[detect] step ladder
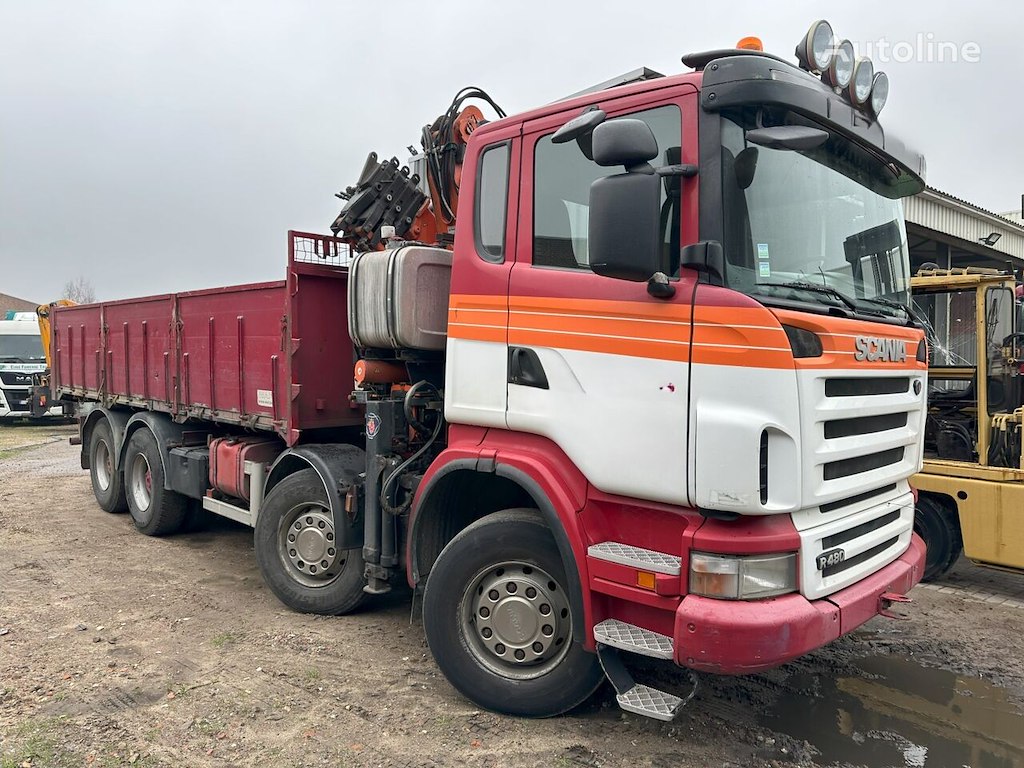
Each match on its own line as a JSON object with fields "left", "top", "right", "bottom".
{"left": 590, "top": 542, "right": 697, "bottom": 722}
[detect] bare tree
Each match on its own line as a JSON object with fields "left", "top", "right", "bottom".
{"left": 62, "top": 276, "right": 95, "bottom": 304}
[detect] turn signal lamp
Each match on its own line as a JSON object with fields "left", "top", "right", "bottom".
{"left": 736, "top": 36, "right": 764, "bottom": 51}
{"left": 636, "top": 571, "right": 657, "bottom": 591}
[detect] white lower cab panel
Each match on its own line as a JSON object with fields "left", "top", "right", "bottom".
{"left": 444, "top": 337, "right": 509, "bottom": 429}
{"left": 506, "top": 346, "right": 688, "bottom": 506}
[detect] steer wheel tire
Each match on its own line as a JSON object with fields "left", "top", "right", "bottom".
{"left": 124, "top": 428, "right": 188, "bottom": 536}
{"left": 254, "top": 469, "right": 367, "bottom": 616}
{"left": 422, "top": 508, "right": 604, "bottom": 718}
{"left": 914, "top": 494, "right": 963, "bottom": 582}
{"left": 89, "top": 419, "right": 127, "bottom": 513}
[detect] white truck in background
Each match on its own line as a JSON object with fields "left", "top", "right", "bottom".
{"left": 0, "top": 313, "right": 62, "bottom": 419}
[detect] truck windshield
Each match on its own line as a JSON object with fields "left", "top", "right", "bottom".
{"left": 720, "top": 108, "right": 911, "bottom": 321}
{"left": 0, "top": 334, "right": 45, "bottom": 362}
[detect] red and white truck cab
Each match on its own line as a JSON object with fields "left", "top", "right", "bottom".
{"left": 53, "top": 22, "right": 927, "bottom": 722}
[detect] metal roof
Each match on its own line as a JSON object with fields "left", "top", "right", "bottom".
{"left": 903, "top": 186, "right": 1024, "bottom": 261}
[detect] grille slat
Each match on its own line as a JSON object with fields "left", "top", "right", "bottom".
{"left": 824, "top": 412, "right": 909, "bottom": 439}
{"left": 819, "top": 483, "right": 897, "bottom": 514}
{"left": 825, "top": 378, "right": 909, "bottom": 397}
{"left": 821, "top": 536, "right": 899, "bottom": 578}
{"left": 822, "top": 510, "right": 901, "bottom": 549}
{"left": 823, "top": 448, "right": 905, "bottom": 480}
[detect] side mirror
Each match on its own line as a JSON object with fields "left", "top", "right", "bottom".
{"left": 588, "top": 119, "right": 662, "bottom": 283}
{"left": 746, "top": 125, "right": 829, "bottom": 151}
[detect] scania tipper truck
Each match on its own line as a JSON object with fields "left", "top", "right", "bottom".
{"left": 48, "top": 22, "right": 929, "bottom": 721}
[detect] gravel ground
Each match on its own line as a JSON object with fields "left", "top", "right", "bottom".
{"left": 2, "top": 423, "right": 1023, "bottom": 768}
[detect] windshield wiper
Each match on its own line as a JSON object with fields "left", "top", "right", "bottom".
{"left": 855, "top": 296, "right": 920, "bottom": 326}
{"left": 753, "top": 281, "right": 860, "bottom": 312}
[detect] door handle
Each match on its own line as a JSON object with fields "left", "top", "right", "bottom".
{"left": 508, "top": 347, "right": 549, "bottom": 389}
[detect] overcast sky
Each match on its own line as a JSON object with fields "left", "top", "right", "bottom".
{"left": 2, "top": 1, "right": 1021, "bottom": 303}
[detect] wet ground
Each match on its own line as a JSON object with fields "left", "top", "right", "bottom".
{"left": 2, "top": 423, "right": 1024, "bottom": 767}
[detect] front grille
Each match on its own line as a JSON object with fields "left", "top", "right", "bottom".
{"left": 821, "top": 536, "right": 899, "bottom": 578}
{"left": 0, "top": 372, "right": 34, "bottom": 386}
{"left": 825, "top": 377, "right": 909, "bottom": 397}
{"left": 823, "top": 447, "right": 905, "bottom": 480}
{"left": 824, "top": 412, "right": 908, "bottom": 439}
{"left": 2, "top": 388, "right": 31, "bottom": 411}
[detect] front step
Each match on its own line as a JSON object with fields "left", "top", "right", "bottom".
{"left": 588, "top": 541, "right": 682, "bottom": 574}
{"left": 594, "top": 618, "right": 674, "bottom": 660}
{"left": 617, "top": 684, "right": 686, "bottom": 722}
{"left": 596, "top": 643, "right": 696, "bottom": 723}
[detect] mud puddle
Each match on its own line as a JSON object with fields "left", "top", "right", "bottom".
{"left": 759, "top": 655, "right": 1024, "bottom": 767}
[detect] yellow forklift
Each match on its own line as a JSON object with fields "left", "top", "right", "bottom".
{"left": 911, "top": 267, "right": 1024, "bottom": 579}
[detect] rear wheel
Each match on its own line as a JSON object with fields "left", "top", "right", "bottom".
{"left": 89, "top": 419, "right": 127, "bottom": 513}
{"left": 914, "top": 494, "right": 963, "bottom": 581}
{"left": 124, "top": 428, "right": 188, "bottom": 536}
{"left": 253, "top": 469, "right": 367, "bottom": 615}
{"left": 422, "top": 509, "right": 604, "bottom": 718}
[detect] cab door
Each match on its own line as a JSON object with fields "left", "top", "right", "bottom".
{"left": 506, "top": 87, "right": 699, "bottom": 507}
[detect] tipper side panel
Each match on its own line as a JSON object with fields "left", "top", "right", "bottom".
{"left": 177, "top": 281, "right": 286, "bottom": 430}
{"left": 50, "top": 231, "right": 362, "bottom": 445}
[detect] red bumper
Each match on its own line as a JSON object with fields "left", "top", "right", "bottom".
{"left": 674, "top": 534, "right": 925, "bottom": 674}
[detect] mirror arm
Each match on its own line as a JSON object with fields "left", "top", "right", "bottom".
{"left": 647, "top": 272, "right": 676, "bottom": 299}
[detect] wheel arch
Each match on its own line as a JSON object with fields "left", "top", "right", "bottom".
{"left": 80, "top": 406, "right": 131, "bottom": 470}
{"left": 409, "top": 457, "right": 591, "bottom": 644}
{"left": 119, "top": 412, "right": 191, "bottom": 490}
{"left": 265, "top": 443, "right": 366, "bottom": 550}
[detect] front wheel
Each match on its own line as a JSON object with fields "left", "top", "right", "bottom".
{"left": 253, "top": 469, "right": 367, "bottom": 615}
{"left": 422, "top": 509, "right": 604, "bottom": 718}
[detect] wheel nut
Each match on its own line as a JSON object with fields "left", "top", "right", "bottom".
{"left": 514, "top": 649, "right": 525, "bottom": 661}
{"left": 488, "top": 589, "right": 499, "bottom": 601}
{"left": 327, "top": 548, "right": 335, "bottom": 557}
{"left": 525, "top": 587, "right": 536, "bottom": 599}
{"left": 542, "top": 624, "right": 553, "bottom": 636}
{"left": 318, "top": 520, "right": 325, "bottom": 529}
{"left": 494, "top": 643, "right": 505, "bottom": 654}
{"left": 532, "top": 642, "right": 543, "bottom": 653}
{"left": 479, "top": 606, "right": 490, "bottom": 618}
{"left": 481, "top": 627, "right": 492, "bottom": 639}
{"left": 506, "top": 583, "right": 518, "bottom": 594}
{"left": 539, "top": 604, "right": 551, "bottom": 615}
{"left": 321, "top": 560, "right": 329, "bottom": 569}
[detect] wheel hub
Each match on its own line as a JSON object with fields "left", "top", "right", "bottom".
{"left": 464, "top": 563, "right": 571, "bottom": 677}
{"left": 283, "top": 509, "right": 341, "bottom": 582}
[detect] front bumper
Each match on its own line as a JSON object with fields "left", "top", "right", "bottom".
{"left": 673, "top": 533, "right": 925, "bottom": 674}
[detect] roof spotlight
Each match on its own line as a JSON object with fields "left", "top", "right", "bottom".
{"left": 869, "top": 71, "right": 889, "bottom": 116}
{"left": 849, "top": 57, "right": 874, "bottom": 105}
{"left": 822, "top": 39, "right": 855, "bottom": 88}
{"left": 796, "top": 20, "right": 834, "bottom": 73}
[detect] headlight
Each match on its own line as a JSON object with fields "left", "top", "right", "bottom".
{"left": 689, "top": 552, "right": 797, "bottom": 600}
{"left": 796, "top": 20, "right": 834, "bottom": 73}
{"left": 870, "top": 71, "right": 889, "bottom": 116}
{"left": 849, "top": 57, "right": 874, "bottom": 105}
{"left": 823, "top": 39, "right": 855, "bottom": 88}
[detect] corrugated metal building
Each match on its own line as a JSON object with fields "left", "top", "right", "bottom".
{"left": 904, "top": 187, "right": 1024, "bottom": 271}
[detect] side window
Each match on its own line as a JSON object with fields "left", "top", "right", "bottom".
{"left": 475, "top": 142, "right": 510, "bottom": 262}
{"left": 533, "top": 105, "right": 682, "bottom": 272}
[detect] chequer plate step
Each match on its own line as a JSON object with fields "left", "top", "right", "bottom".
{"left": 616, "top": 684, "right": 684, "bottom": 722}
{"left": 594, "top": 618, "right": 674, "bottom": 660}
{"left": 588, "top": 541, "right": 682, "bottom": 575}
